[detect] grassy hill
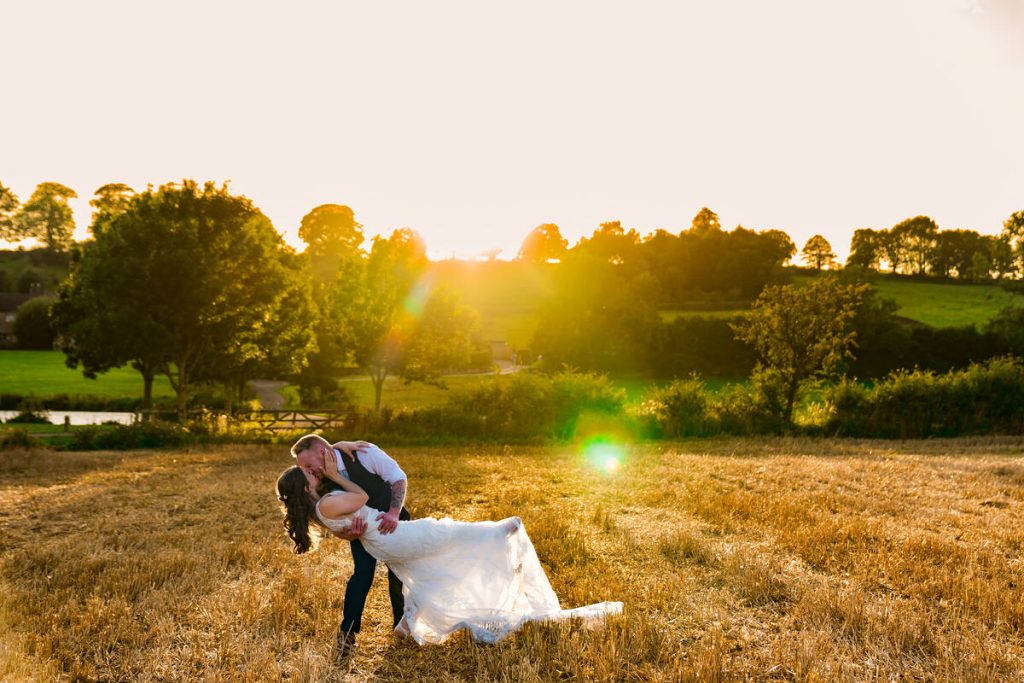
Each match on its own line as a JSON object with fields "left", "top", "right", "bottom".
{"left": 657, "top": 274, "right": 1023, "bottom": 329}
{"left": 0, "top": 350, "right": 173, "bottom": 399}
{"left": 870, "top": 277, "right": 1021, "bottom": 328}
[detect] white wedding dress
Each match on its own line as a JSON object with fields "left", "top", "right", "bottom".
{"left": 316, "top": 493, "right": 623, "bottom": 645}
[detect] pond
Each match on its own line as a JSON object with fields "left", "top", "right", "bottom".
{"left": 0, "top": 411, "right": 136, "bottom": 426}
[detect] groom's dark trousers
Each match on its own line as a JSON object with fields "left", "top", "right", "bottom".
{"left": 341, "top": 507, "right": 412, "bottom": 634}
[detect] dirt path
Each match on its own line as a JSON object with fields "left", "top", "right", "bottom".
{"left": 247, "top": 380, "right": 288, "bottom": 410}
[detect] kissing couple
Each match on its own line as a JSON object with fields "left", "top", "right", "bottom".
{"left": 276, "top": 434, "right": 622, "bottom": 653}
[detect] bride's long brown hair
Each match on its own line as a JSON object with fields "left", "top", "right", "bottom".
{"left": 276, "top": 466, "right": 341, "bottom": 554}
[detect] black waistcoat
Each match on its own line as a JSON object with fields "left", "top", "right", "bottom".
{"left": 344, "top": 451, "right": 393, "bottom": 512}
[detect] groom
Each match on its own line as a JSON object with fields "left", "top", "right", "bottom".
{"left": 291, "top": 434, "right": 411, "bottom": 655}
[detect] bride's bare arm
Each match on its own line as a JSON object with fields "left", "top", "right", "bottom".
{"left": 318, "top": 450, "right": 369, "bottom": 520}
{"left": 318, "top": 490, "right": 368, "bottom": 519}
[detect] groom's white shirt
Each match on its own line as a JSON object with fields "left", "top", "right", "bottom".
{"left": 332, "top": 443, "right": 406, "bottom": 484}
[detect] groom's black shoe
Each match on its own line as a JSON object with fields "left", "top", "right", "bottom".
{"left": 336, "top": 625, "right": 356, "bottom": 659}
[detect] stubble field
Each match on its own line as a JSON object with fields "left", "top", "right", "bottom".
{"left": 1, "top": 438, "right": 1023, "bottom": 682}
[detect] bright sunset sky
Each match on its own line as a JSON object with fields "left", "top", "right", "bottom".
{"left": 2, "top": 0, "right": 1022, "bottom": 260}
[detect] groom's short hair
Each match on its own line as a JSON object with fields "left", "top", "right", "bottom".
{"left": 290, "top": 433, "right": 330, "bottom": 458}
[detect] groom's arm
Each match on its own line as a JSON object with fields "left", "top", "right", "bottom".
{"left": 377, "top": 479, "right": 407, "bottom": 534}
{"left": 360, "top": 444, "right": 408, "bottom": 535}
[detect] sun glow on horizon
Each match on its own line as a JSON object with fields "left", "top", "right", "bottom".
{"left": 2, "top": 0, "right": 1021, "bottom": 262}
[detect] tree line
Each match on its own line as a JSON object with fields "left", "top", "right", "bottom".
{"left": 3, "top": 177, "right": 1023, "bottom": 419}
{"left": 40, "top": 181, "right": 486, "bottom": 417}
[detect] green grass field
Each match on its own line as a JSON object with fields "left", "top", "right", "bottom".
{"left": 871, "top": 278, "right": 1021, "bottom": 328}
{"left": 0, "top": 351, "right": 174, "bottom": 398}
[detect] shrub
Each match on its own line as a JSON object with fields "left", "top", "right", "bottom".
{"left": 825, "top": 358, "right": 1024, "bottom": 438}
{"left": 13, "top": 296, "right": 57, "bottom": 350}
{"left": 379, "top": 371, "right": 628, "bottom": 442}
{"left": 640, "top": 378, "right": 710, "bottom": 438}
{"left": 710, "top": 383, "right": 781, "bottom": 436}
{"left": 5, "top": 409, "right": 51, "bottom": 424}
{"left": 0, "top": 429, "right": 35, "bottom": 450}
{"left": 821, "top": 379, "right": 871, "bottom": 436}
{"left": 67, "top": 421, "right": 194, "bottom": 450}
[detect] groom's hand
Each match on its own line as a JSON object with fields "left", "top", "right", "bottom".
{"left": 333, "top": 440, "right": 372, "bottom": 462}
{"left": 376, "top": 510, "right": 400, "bottom": 535}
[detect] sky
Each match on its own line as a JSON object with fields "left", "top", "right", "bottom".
{"left": 1, "top": 0, "right": 1022, "bottom": 261}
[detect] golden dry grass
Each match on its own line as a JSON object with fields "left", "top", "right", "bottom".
{"left": 2, "top": 438, "right": 1024, "bottom": 681}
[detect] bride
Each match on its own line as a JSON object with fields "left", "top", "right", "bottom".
{"left": 276, "top": 455, "right": 622, "bottom": 645}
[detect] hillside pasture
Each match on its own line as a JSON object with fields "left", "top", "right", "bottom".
{"left": 0, "top": 351, "right": 173, "bottom": 399}
{"left": 871, "top": 278, "right": 1021, "bottom": 328}
{"left": 2, "top": 439, "right": 1023, "bottom": 681}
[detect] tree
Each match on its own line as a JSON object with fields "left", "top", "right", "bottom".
{"left": 52, "top": 180, "right": 314, "bottom": 417}
{"left": 571, "top": 221, "right": 641, "bottom": 266}
{"left": 847, "top": 229, "right": 882, "bottom": 271}
{"left": 931, "top": 229, "right": 986, "bottom": 279}
{"left": 517, "top": 223, "right": 567, "bottom": 262}
{"left": 532, "top": 252, "right": 661, "bottom": 373}
{"left": 347, "top": 228, "right": 479, "bottom": 414}
{"left": 0, "top": 183, "right": 20, "bottom": 241}
{"left": 13, "top": 296, "right": 57, "bottom": 349}
{"left": 761, "top": 229, "right": 796, "bottom": 265}
{"left": 17, "top": 182, "right": 77, "bottom": 252}
{"left": 401, "top": 286, "right": 482, "bottom": 383}
{"left": 878, "top": 229, "right": 903, "bottom": 273}
{"left": 801, "top": 234, "right": 836, "bottom": 271}
{"left": 1001, "top": 210, "right": 1024, "bottom": 273}
{"left": 891, "top": 216, "right": 938, "bottom": 275}
{"left": 690, "top": 207, "right": 721, "bottom": 233}
{"left": 89, "top": 183, "right": 135, "bottom": 231}
{"left": 732, "top": 278, "right": 868, "bottom": 427}
{"left": 198, "top": 250, "right": 319, "bottom": 408}
{"left": 292, "top": 204, "right": 368, "bottom": 404}
{"left": 987, "top": 235, "right": 1016, "bottom": 279}
{"left": 298, "top": 204, "right": 364, "bottom": 280}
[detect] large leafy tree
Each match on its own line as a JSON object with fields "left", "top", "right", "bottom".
{"left": 89, "top": 183, "right": 135, "bottom": 231}
{"left": 891, "top": 215, "right": 939, "bottom": 275}
{"left": 930, "top": 229, "right": 987, "bottom": 279}
{"left": 847, "top": 228, "right": 882, "bottom": 271}
{"left": 351, "top": 229, "right": 426, "bottom": 413}
{"left": 761, "top": 229, "right": 796, "bottom": 265}
{"left": 53, "top": 180, "right": 314, "bottom": 416}
{"left": 690, "top": 207, "right": 721, "bottom": 232}
{"left": 17, "top": 182, "right": 77, "bottom": 252}
{"left": 1001, "top": 210, "right": 1024, "bottom": 274}
{"left": 517, "top": 223, "right": 568, "bottom": 262}
{"left": 732, "top": 278, "right": 868, "bottom": 428}
{"left": 346, "top": 228, "right": 480, "bottom": 414}
{"left": 293, "top": 203, "right": 367, "bottom": 404}
{"left": 801, "top": 234, "right": 836, "bottom": 271}
{"left": 0, "top": 183, "right": 20, "bottom": 241}
{"left": 198, "top": 249, "right": 319, "bottom": 408}
{"left": 298, "top": 203, "right": 364, "bottom": 280}
{"left": 532, "top": 248, "right": 661, "bottom": 374}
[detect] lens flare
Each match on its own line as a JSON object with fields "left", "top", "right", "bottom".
{"left": 403, "top": 279, "right": 432, "bottom": 317}
{"left": 581, "top": 437, "right": 625, "bottom": 475}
